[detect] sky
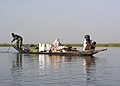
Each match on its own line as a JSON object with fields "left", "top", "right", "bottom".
{"left": 0, "top": 0, "right": 120, "bottom": 44}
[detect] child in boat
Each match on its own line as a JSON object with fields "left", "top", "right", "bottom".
{"left": 90, "top": 41, "right": 96, "bottom": 50}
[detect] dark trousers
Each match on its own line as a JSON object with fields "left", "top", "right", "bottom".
{"left": 16, "top": 39, "right": 23, "bottom": 48}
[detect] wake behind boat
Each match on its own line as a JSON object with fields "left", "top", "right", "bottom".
{"left": 13, "top": 45, "right": 107, "bottom": 56}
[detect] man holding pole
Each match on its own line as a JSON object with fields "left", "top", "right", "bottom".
{"left": 11, "top": 33, "right": 23, "bottom": 49}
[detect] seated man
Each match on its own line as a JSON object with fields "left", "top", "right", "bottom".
{"left": 52, "top": 38, "right": 62, "bottom": 48}
{"left": 83, "top": 35, "right": 96, "bottom": 50}
{"left": 52, "top": 38, "right": 67, "bottom": 51}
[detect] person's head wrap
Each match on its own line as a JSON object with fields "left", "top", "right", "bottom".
{"left": 84, "top": 35, "right": 90, "bottom": 39}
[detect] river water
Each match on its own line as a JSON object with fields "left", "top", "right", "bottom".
{"left": 0, "top": 47, "right": 120, "bottom": 86}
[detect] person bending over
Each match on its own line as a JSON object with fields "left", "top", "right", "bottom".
{"left": 11, "top": 33, "right": 23, "bottom": 48}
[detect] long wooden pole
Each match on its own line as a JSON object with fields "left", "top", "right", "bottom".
{"left": 7, "top": 42, "right": 12, "bottom": 52}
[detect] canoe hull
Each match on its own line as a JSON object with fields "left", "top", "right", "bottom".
{"left": 13, "top": 46, "right": 107, "bottom": 56}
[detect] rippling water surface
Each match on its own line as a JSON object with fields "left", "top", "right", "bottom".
{"left": 0, "top": 47, "right": 120, "bottom": 86}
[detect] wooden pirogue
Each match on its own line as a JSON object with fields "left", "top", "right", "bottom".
{"left": 13, "top": 46, "right": 107, "bottom": 56}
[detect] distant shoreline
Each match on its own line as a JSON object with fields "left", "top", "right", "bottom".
{"left": 64, "top": 43, "right": 120, "bottom": 47}
{"left": 0, "top": 43, "right": 120, "bottom": 47}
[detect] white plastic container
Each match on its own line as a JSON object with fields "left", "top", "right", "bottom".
{"left": 39, "top": 43, "right": 46, "bottom": 52}
{"left": 39, "top": 43, "right": 51, "bottom": 52}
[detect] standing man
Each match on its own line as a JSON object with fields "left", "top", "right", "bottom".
{"left": 11, "top": 33, "right": 23, "bottom": 48}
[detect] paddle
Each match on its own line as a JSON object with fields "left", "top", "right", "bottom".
{"left": 7, "top": 42, "right": 12, "bottom": 52}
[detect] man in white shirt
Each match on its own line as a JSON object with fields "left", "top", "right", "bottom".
{"left": 83, "top": 35, "right": 94, "bottom": 50}
{"left": 52, "top": 38, "right": 61, "bottom": 48}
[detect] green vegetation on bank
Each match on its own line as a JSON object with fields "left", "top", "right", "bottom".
{"left": 0, "top": 43, "right": 12, "bottom": 47}
{"left": 64, "top": 43, "right": 120, "bottom": 47}
{"left": 0, "top": 43, "right": 120, "bottom": 47}
{"left": 0, "top": 43, "right": 35, "bottom": 47}
{"left": 96, "top": 43, "right": 120, "bottom": 47}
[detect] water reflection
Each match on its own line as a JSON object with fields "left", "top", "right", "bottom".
{"left": 38, "top": 55, "right": 97, "bottom": 85}
{"left": 38, "top": 55, "right": 74, "bottom": 66}
{"left": 10, "top": 53, "right": 97, "bottom": 85}
{"left": 11, "top": 53, "right": 23, "bottom": 73}
{"left": 11, "top": 53, "right": 23, "bottom": 86}
{"left": 38, "top": 55, "right": 76, "bottom": 75}
{"left": 82, "top": 56, "right": 96, "bottom": 83}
